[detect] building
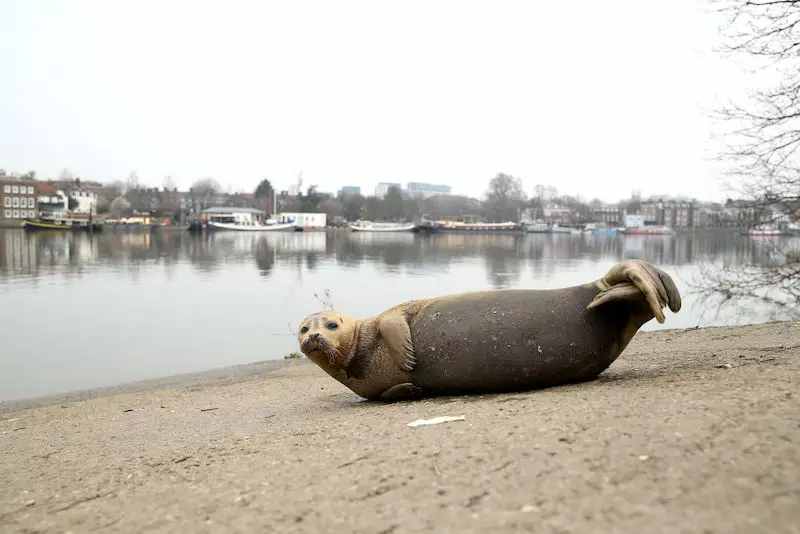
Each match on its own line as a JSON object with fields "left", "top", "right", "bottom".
{"left": 640, "top": 198, "right": 696, "bottom": 228}
{"left": 62, "top": 184, "right": 99, "bottom": 215}
{"left": 374, "top": 182, "right": 402, "bottom": 199}
{"left": 339, "top": 186, "right": 361, "bottom": 198}
{"left": 542, "top": 205, "right": 572, "bottom": 224}
{"left": 406, "top": 182, "right": 452, "bottom": 199}
{"left": 591, "top": 205, "right": 622, "bottom": 225}
{"left": 36, "top": 183, "right": 68, "bottom": 218}
{"left": 276, "top": 212, "right": 327, "bottom": 228}
{"left": 1, "top": 178, "right": 38, "bottom": 224}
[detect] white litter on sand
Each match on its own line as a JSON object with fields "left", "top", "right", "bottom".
{"left": 407, "top": 415, "right": 466, "bottom": 427}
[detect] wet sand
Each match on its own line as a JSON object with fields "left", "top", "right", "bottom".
{"left": 1, "top": 321, "right": 798, "bottom": 533}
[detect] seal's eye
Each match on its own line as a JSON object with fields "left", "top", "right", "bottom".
{"left": 326, "top": 322, "right": 338, "bottom": 330}
{"left": 299, "top": 326, "right": 309, "bottom": 334}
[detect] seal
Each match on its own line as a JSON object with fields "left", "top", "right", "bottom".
{"left": 296, "top": 259, "right": 681, "bottom": 401}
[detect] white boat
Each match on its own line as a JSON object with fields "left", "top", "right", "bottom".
{"left": 207, "top": 220, "right": 297, "bottom": 232}
{"left": 525, "top": 222, "right": 576, "bottom": 234}
{"left": 550, "top": 224, "right": 573, "bottom": 234}
{"left": 525, "top": 222, "right": 551, "bottom": 233}
{"left": 349, "top": 220, "right": 417, "bottom": 232}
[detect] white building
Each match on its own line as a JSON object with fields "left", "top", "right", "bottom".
{"left": 69, "top": 186, "right": 99, "bottom": 215}
{"left": 276, "top": 212, "right": 327, "bottom": 228}
{"left": 37, "top": 189, "right": 68, "bottom": 218}
{"left": 624, "top": 214, "right": 646, "bottom": 228}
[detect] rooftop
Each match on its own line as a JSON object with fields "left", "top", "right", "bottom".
{"left": 36, "top": 183, "right": 57, "bottom": 194}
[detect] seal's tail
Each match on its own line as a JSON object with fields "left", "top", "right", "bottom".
{"left": 587, "top": 261, "right": 682, "bottom": 324}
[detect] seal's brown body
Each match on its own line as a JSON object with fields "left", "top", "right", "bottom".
{"left": 407, "top": 285, "right": 636, "bottom": 396}
{"left": 297, "top": 260, "right": 681, "bottom": 401}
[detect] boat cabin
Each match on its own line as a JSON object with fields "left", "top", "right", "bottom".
{"left": 201, "top": 207, "right": 266, "bottom": 226}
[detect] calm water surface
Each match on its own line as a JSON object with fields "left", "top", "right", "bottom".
{"left": 1, "top": 228, "right": 796, "bottom": 402}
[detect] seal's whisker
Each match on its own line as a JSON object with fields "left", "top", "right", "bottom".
{"left": 325, "top": 346, "right": 343, "bottom": 366}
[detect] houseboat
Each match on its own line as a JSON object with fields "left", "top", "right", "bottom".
{"left": 622, "top": 225, "right": 674, "bottom": 235}
{"left": 417, "top": 220, "right": 522, "bottom": 233}
{"left": 191, "top": 207, "right": 298, "bottom": 232}
{"left": 23, "top": 213, "right": 104, "bottom": 232}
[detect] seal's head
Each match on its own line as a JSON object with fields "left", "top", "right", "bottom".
{"left": 297, "top": 311, "right": 359, "bottom": 367}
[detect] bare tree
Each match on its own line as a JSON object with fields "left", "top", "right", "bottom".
{"left": 109, "top": 196, "right": 132, "bottom": 218}
{"left": 191, "top": 177, "right": 222, "bottom": 210}
{"left": 485, "top": 172, "right": 527, "bottom": 222}
{"left": 126, "top": 171, "right": 141, "bottom": 194}
{"left": 163, "top": 175, "right": 176, "bottom": 192}
{"left": 694, "top": 0, "right": 800, "bottom": 313}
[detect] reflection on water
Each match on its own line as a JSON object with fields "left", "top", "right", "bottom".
{"left": 1, "top": 228, "right": 797, "bottom": 402}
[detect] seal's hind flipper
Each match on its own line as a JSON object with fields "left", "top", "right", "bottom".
{"left": 648, "top": 263, "right": 682, "bottom": 313}
{"left": 595, "top": 260, "right": 682, "bottom": 324}
{"left": 587, "top": 282, "right": 644, "bottom": 310}
{"left": 378, "top": 313, "right": 416, "bottom": 371}
{"left": 378, "top": 383, "right": 424, "bottom": 401}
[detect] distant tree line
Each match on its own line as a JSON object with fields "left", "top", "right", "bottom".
{"left": 2, "top": 166, "right": 721, "bottom": 225}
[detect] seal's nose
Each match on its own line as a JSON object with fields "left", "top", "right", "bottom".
{"left": 309, "top": 332, "right": 319, "bottom": 341}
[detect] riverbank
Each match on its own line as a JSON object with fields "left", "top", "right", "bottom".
{"left": 1, "top": 321, "right": 798, "bottom": 533}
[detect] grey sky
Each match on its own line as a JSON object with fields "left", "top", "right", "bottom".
{"left": 0, "top": 0, "right": 745, "bottom": 202}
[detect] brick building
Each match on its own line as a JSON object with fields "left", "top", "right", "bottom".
{"left": 591, "top": 205, "right": 622, "bottom": 225}
{"left": 1, "top": 179, "right": 38, "bottom": 224}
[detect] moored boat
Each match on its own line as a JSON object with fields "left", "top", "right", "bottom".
{"left": 207, "top": 220, "right": 297, "bottom": 232}
{"left": 582, "top": 223, "right": 618, "bottom": 236}
{"left": 418, "top": 220, "right": 522, "bottom": 233}
{"left": 742, "top": 224, "right": 790, "bottom": 237}
{"left": 622, "top": 225, "right": 674, "bottom": 235}
{"left": 23, "top": 216, "right": 104, "bottom": 232}
{"left": 349, "top": 220, "right": 418, "bottom": 232}
{"left": 525, "top": 222, "right": 550, "bottom": 234}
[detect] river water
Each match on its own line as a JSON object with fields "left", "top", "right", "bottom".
{"left": 0, "top": 228, "right": 796, "bottom": 402}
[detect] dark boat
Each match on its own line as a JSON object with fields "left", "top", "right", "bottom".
{"left": 23, "top": 217, "right": 104, "bottom": 232}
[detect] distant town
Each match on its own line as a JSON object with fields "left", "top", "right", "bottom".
{"left": 0, "top": 167, "right": 796, "bottom": 232}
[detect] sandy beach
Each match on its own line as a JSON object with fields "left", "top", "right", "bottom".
{"left": 1, "top": 321, "right": 798, "bottom": 533}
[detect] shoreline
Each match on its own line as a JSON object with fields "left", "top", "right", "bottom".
{"left": 2, "top": 320, "right": 798, "bottom": 533}
{"left": 0, "top": 321, "right": 769, "bottom": 414}
{"left": 0, "top": 358, "right": 305, "bottom": 414}
{"left": 0, "top": 320, "right": 792, "bottom": 414}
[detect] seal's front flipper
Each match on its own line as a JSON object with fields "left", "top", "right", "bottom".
{"left": 378, "top": 383, "right": 424, "bottom": 401}
{"left": 378, "top": 313, "right": 416, "bottom": 371}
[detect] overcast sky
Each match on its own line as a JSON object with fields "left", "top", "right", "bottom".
{"left": 0, "top": 0, "right": 749, "bottom": 202}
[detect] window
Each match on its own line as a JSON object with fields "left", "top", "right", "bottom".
{"left": 27, "top": 197, "right": 34, "bottom": 208}
{"left": 27, "top": 186, "right": 34, "bottom": 195}
{"left": 12, "top": 210, "right": 19, "bottom": 219}
{"left": 29, "top": 210, "right": 35, "bottom": 218}
{"left": 3, "top": 197, "right": 9, "bottom": 207}
{"left": 3, "top": 210, "right": 9, "bottom": 218}
{"left": 3, "top": 185, "right": 9, "bottom": 193}
{"left": 11, "top": 185, "right": 18, "bottom": 194}
{"left": 11, "top": 197, "right": 18, "bottom": 208}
